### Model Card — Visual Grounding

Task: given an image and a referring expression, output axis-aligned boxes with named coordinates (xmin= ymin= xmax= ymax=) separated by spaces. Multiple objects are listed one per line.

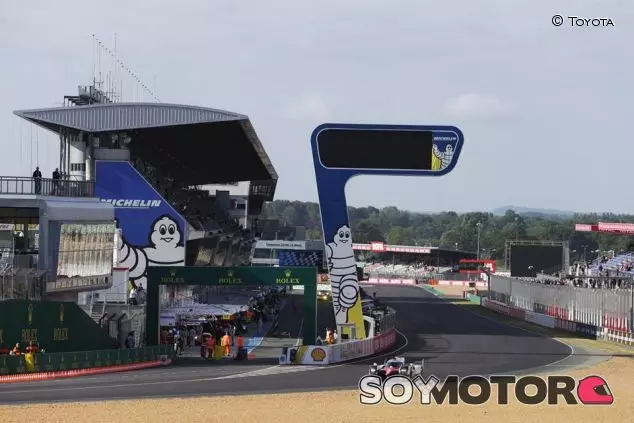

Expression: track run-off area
xmin=0 ymin=284 xmax=580 ymax=404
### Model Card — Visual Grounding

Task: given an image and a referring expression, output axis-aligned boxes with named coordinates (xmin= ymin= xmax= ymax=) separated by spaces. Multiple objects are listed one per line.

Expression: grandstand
xmin=586 ymin=253 xmax=634 ymax=275
xmin=251 ymin=239 xmax=325 ymax=268
xmin=574 ymin=221 xmax=634 ymax=277
xmin=9 ymin=84 xmax=278 ymax=346
xmin=250 ymin=238 xmax=476 ymax=280
xmin=354 ymin=242 xmax=475 ymax=280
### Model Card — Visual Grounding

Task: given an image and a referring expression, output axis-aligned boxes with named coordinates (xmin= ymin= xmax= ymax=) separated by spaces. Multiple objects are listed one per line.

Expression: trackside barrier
xmin=489 ymin=275 xmax=634 ymax=333
xmin=328 ymin=329 xmax=397 ymax=363
xmin=0 ymin=345 xmax=173 ymax=380
xmin=328 ymin=306 xmax=398 ymax=364
xmin=287 ymin=309 xmax=398 ymax=365
xmin=363 ymin=278 xmax=487 ymax=288
xmin=363 ymin=278 xmax=416 ymax=285
xmin=437 ymin=280 xmax=487 ymax=287
xmin=463 ymin=291 xmax=634 ymax=346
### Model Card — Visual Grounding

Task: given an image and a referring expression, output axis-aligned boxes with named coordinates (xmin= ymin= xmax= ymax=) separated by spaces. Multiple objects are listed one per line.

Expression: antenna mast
xmin=93 ymin=35 xmax=160 ymax=103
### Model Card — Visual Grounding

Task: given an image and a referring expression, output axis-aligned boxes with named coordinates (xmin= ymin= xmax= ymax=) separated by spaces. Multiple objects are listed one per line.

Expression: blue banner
xmin=95 ymin=160 xmax=186 ymax=289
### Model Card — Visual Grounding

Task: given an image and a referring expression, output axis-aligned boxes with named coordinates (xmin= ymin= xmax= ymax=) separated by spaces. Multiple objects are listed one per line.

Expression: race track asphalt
xmin=0 ymin=285 xmax=573 ymax=404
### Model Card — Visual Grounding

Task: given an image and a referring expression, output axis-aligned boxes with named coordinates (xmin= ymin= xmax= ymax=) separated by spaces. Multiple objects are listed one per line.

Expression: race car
xmin=318 ymin=289 xmax=332 ymax=301
xmin=368 ymin=357 xmax=424 ymax=379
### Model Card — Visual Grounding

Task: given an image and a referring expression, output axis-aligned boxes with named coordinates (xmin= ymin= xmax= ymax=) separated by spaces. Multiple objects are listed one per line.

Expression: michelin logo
xmin=325 ymin=224 xmax=360 ymax=325
xmin=102 ymin=199 xmax=162 ymax=208
xmin=117 ymin=215 xmax=185 ymax=289
xmin=433 ymin=136 xmax=457 ymax=141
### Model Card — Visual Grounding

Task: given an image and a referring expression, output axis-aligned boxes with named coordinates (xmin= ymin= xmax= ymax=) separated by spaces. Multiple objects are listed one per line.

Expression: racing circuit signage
xmin=311 ymin=123 xmax=464 ymax=340
xmin=218 ymin=270 xmax=243 ymax=285
xmin=149 ymin=266 xmax=316 ymax=287
xmin=275 ymin=269 xmax=301 ymax=285
xmin=146 ymin=266 xmax=319 ymax=347
xmin=100 ymin=199 xmax=162 ymax=208
xmin=160 ymin=269 xmax=185 ymax=284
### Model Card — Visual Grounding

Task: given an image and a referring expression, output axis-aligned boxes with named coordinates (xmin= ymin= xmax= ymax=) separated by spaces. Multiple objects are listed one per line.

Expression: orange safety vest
xmin=236 ymin=336 xmax=244 ymax=348
xmin=221 ymin=335 xmax=231 ymax=347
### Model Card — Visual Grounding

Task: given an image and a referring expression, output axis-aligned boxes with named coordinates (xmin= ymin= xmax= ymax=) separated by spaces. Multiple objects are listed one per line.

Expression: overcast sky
xmin=1 ymin=0 xmax=630 ymax=214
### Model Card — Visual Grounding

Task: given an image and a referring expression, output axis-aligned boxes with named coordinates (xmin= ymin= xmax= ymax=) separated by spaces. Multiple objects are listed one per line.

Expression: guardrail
xmin=364 ymin=277 xmax=416 ymax=285
xmin=489 ymin=275 xmax=634 ymax=333
xmin=0 ymin=345 xmax=172 ymax=376
xmin=463 ymin=291 xmax=634 ymax=346
xmin=0 ymin=176 xmax=95 ymax=197
xmin=288 ymin=308 xmax=398 ymax=365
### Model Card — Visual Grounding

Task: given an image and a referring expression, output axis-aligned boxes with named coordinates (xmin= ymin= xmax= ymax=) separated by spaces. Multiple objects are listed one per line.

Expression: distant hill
xmin=491 ymin=206 xmax=576 ymax=218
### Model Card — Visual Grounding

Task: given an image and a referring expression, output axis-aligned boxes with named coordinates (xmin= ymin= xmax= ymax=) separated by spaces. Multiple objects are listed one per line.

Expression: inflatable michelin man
xmin=325 ymin=225 xmax=360 ymax=324
xmin=117 ymin=215 xmax=185 ymax=289
xmin=432 ymin=143 xmax=454 ymax=170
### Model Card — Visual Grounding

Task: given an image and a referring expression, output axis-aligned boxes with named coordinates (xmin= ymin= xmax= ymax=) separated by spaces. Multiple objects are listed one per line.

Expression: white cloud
xmin=442 ymin=93 xmax=516 ymax=119
xmin=283 ymin=93 xmax=332 ymax=121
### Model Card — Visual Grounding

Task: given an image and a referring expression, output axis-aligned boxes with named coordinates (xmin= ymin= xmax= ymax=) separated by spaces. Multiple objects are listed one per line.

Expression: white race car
xmin=368 ymin=357 xmax=424 ymax=379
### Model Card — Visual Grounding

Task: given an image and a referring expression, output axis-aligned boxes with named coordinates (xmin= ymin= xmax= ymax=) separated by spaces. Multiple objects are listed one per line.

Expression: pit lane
xmin=0 ymin=285 xmax=572 ymax=403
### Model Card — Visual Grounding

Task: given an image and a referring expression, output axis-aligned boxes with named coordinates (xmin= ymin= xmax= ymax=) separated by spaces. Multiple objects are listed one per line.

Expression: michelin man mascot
xmin=432 ymin=143 xmax=454 ymax=170
xmin=325 ymin=225 xmax=360 ymax=325
xmin=116 ymin=215 xmax=185 ymax=289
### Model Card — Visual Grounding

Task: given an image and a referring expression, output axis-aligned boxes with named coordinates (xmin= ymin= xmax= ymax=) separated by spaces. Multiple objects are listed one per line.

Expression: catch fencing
xmin=489 ymin=275 xmax=634 ymax=333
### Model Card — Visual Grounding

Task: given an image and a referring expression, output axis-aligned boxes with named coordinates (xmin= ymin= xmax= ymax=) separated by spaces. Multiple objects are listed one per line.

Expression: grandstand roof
xmin=14 ymin=102 xmax=248 ymax=132
xmin=13 ymin=103 xmax=278 ymax=193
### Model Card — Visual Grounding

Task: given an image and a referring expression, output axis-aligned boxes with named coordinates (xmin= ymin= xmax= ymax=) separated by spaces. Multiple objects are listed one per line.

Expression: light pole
xmin=514 ymin=216 xmax=519 ymax=241
xmin=476 ymin=222 xmax=482 ymax=260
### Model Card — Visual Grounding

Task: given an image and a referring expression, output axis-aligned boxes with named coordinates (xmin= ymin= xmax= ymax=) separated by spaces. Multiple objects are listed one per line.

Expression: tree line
xmin=262 ymin=200 xmax=634 ymax=262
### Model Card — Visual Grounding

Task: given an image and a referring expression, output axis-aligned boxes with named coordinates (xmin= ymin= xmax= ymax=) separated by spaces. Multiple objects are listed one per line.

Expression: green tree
xmin=385 ymin=226 xmax=411 ymax=245
xmin=262 ymin=200 xmax=634 ymax=261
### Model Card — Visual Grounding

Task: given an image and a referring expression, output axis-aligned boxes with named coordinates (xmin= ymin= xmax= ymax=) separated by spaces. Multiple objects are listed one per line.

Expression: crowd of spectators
xmin=362 ymin=261 xmax=442 ymax=278
xmin=134 ymin=159 xmax=254 ymax=267
xmin=528 ymin=254 xmax=634 ymax=289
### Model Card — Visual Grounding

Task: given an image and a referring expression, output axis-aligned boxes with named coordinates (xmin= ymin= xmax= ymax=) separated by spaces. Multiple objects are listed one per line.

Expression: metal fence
xmin=426 ymin=272 xmax=484 ymax=281
xmin=0 ymin=176 xmax=94 ymax=197
xmin=489 ymin=275 xmax=634 ymax=332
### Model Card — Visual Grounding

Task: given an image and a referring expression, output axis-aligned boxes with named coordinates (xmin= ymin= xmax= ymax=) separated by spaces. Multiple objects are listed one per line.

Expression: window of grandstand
xmin=70 ymin=163 xmax=86 ymax=172
xmin=56 ymin=223 xmax=116 ymax=278
xmin=11 ymin=223 xmax=39 ymax=252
